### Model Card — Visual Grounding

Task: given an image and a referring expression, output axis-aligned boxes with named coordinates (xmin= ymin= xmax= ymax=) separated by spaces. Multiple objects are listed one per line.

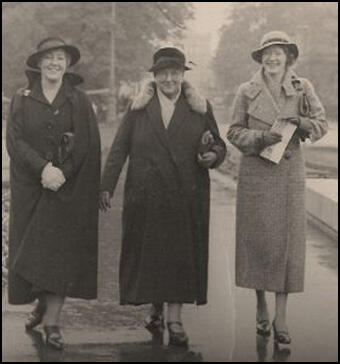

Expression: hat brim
xmin=251 ymin=42 xmax=299 ymax=63
xmin=149 ymin=59 xmax=191 ymax=73
xmin=26 ymin=45 xmax=80 ymax=69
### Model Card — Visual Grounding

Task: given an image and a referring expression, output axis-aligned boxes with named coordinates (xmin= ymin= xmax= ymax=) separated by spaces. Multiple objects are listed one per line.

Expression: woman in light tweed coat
xmin=227 ymin=31 xmax=328 ymax=344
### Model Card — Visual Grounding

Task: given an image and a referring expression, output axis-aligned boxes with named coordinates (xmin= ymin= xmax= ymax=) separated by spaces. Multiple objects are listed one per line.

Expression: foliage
xmin=2 ymin=2 xmax=193 ymax=96
xmin=213 ymin=2 xmax=338 ymax=118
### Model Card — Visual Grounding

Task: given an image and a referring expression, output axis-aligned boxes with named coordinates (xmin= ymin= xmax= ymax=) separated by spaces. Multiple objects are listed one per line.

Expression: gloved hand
xmin=197 ymin=151 xmax=218 ymax=168
xmin=41 ymin=162 xmax=66 ymax=191
xmin=261 ymin=131 xmax=282 ymax=148
xmin=284 ymin=117 xmax=311 ymax=141
xmin=99 ymin=191 xmax=111 ymax=212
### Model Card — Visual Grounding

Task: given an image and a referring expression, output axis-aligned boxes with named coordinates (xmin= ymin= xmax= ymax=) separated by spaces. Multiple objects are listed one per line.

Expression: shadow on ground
xmin=26 ymin=329 xmax=203 ymax=362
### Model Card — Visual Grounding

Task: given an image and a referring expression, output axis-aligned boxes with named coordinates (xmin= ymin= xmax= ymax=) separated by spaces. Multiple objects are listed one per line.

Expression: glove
xmin=285 ymin=116 xmax=312 ymax=134
xmin=41 ymin=162 xmax=66 ymax=191
xmin=197 ymin=151 xmax=218 ymax=168
xmin=261 ymin=131 xmax=282 ymax=148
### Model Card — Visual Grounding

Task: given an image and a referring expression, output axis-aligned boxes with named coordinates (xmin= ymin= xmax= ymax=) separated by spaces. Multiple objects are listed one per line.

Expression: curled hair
xmin=281 ymin=46 xmax=297 ymax=67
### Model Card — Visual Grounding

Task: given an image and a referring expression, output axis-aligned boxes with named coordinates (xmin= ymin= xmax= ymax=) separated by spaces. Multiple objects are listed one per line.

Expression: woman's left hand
xmin=198 ymin=151 xmax=218 ymax=168
xmin=286 ymin=117 xmax=312 ymax=134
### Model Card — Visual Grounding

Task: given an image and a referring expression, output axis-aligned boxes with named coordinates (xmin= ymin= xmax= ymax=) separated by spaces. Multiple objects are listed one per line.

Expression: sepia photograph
xmin=2 ymin=2 xmax=338 ymax=362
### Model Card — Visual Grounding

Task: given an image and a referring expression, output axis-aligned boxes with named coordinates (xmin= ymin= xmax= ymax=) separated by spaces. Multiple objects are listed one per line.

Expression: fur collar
xmin=131 ymin=80 xmax=207 ymax=114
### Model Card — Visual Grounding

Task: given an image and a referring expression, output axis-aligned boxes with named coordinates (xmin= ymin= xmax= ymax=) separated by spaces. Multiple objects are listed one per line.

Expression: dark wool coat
xmin=227 ymin=69 xmax=328 ymax=293
xmin=101 ymin=81 xmax=226 ymax=305
xmin=6 ymin=71 xmax=101 ymax=304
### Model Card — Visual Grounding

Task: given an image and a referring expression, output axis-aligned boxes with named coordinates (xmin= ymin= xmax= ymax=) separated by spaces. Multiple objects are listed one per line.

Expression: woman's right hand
xmin=99 ymin=191 xmax=111 ymax=212
xmin=41 ymin=162 xmax=66 ymax=191
xmin=261 ymin=131 xmax=282 ymax=148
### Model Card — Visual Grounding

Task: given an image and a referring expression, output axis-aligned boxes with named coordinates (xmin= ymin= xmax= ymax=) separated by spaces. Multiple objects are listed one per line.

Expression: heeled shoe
xmin=272 ymin=320 xmax=291 ymax=345
xmin=167 ymin=322 xmax=189 ymax=347
xmin=144 ymin=313 xmax=165 ymax=336
xmin=25 ymin=300 xmax=46 ymax=331
xmin=256 ymin=316 xmax=271 ymax=336
xmin=43 ymin=325 xmax=65 ymax=350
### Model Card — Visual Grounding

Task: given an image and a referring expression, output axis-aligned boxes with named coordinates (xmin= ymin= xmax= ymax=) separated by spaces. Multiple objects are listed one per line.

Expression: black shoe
xmin=25 ymin=299 xmax=46 ymax=331
xmin=272 ymin=320 xmax=291 ymax=345
xmin=144 ymin=313 xmax=165 ymax=336
xmin=43 ymin=325 xmax=64 ymax=350
xmin=256 ymin=316 xmax=271 ymax=336
xmin=167 ymin=322 xmax=189 ymax=347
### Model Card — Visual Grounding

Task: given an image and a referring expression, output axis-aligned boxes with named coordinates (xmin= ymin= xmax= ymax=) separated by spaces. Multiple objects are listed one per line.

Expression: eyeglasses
xmin=155 ymin=69 xmax=183 ymax=81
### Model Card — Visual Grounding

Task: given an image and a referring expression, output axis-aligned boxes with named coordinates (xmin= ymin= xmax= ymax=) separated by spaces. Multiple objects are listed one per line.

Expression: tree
xmin=2 ymin=2 xmax=193 ymax=96
xmin=213 ymin=2 xmax=338 ymax=119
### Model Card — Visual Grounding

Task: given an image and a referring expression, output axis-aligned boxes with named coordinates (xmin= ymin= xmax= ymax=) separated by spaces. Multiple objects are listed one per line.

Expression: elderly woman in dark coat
xmin=100 ymin=47 xmax=226 ymax=347
xmin=227 ymin=31 xmax=328 ymax=344
xmin=6 ymin=37 xmax=101 ymax=349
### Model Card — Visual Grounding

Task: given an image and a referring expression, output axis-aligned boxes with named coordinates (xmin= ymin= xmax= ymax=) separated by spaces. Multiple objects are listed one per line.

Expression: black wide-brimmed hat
xmin=26 ymin=37 xmax=81 ymax=69
xmin=149 ymin=47 xmax=191 ymax=73
xmin=251 ymin=31 xmax=299 ymax=64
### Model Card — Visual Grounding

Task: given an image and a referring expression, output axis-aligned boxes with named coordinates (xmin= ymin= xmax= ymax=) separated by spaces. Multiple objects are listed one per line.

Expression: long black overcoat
xmin=101 ymin=82 xmax=226 ymax=305
xmin=6 ymin=71 xmax=101 ymax=304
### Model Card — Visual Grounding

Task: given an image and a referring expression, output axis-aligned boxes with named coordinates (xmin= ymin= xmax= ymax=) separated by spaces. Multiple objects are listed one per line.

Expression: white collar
xmin=156 ymin=86 xmax=181 ymax=105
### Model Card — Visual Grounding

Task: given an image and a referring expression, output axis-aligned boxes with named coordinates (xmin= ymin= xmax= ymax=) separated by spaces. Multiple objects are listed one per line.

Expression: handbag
xmin=198 ymin=130 xmax=215 ymax=155
xmin=292 ymin=79 xmax=311 ymax=141
xmin=292 ymin=79 xmax=311 ymax=117
xmin=58 ymin=132 xmax=75 ymax=165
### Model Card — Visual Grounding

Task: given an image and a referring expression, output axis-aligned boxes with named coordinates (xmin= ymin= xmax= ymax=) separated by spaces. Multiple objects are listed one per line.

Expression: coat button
xmin=47 ymin=123 xmax=53 ymax=130
xmin=284 ymin=150 xmax=292 ymax=159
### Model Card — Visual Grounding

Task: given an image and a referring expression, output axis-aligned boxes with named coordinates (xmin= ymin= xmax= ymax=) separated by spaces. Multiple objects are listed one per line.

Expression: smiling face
xmin=261 ymin=45 xmax=288 ymax=76
xmin=154 ymin=66 xmax=184 ymax=99
xmin=38 ymin=49 xmax=70 ymax=83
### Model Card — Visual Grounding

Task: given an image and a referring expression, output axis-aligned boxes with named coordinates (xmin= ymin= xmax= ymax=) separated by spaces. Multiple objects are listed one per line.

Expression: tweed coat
xmin=6 ymin=71 xmax=101 ymax=304
xmin=101 ymin=81 xmax=226 ymax=305
xmin=227 ymin=68 xmax=328 ymax=293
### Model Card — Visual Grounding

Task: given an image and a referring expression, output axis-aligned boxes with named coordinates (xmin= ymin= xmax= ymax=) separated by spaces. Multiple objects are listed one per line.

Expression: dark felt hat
xmin=251 ymin=31 xmax=299 ymax=63
xmin=149 ymin=47 xmax=191 ymax=73
xmin=26 ymin=37 xmax=80 ymax=69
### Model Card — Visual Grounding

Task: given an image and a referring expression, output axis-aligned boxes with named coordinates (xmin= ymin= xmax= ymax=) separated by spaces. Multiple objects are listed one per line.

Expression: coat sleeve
xmin=100 ymin=108 xmax=135 ymax=195
xmin=226 ymin=84 xmax=265 ymax=155
xmin=299 ymin=79 xmax=328 ymax=143
xmin=204 ymin=101 xmax=227 ymax=168
xmin=6 ymin=92 xmax=48 ymax=177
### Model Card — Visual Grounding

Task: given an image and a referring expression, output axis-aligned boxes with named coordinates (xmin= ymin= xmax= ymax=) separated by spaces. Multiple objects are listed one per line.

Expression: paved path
xmin=2 ymin=168 xmax=338 ymax=362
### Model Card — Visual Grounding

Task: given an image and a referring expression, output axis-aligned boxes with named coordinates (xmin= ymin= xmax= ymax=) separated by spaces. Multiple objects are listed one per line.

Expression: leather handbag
xmin=292 ymin=79 xmax=311 ymax=117
xmin=58 ymin=132 xmax=75 ymax=165
xmin=198 ymin=130 xmax=215 ymax=155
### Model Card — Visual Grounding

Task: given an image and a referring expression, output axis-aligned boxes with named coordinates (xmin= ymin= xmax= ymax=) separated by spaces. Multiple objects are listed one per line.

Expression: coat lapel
xmin=167 ymin=93 xmax=191 ymax=138
xmin=246 ymin=70 xmax=279 ymax=126
xmin=246 ymin=69 xmax=299 ymax=126
xmin=28 ymin=79 xmax=50 ymax=106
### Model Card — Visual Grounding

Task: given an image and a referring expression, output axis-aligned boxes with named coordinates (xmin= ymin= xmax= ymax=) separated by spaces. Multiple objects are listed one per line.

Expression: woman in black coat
xmin=6 ymin=37 xmax=101 ymax=349
xmin=100 ymin=47 xmax=226 ymax=347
